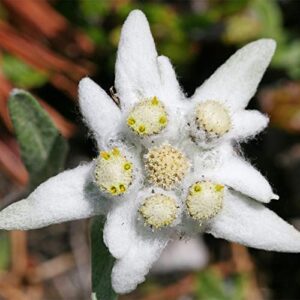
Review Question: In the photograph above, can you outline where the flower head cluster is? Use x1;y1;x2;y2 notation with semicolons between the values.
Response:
1;10;300;295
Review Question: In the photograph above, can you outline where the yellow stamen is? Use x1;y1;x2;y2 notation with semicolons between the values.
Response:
138;125;146;133
151;96;159;105
119;184;126;193
159;116;167;124
124;163;131;171
215;184;224;192
112;148;120;156
110;186;117;194
127;118;136;126
193;184;202;193
100;151;110;160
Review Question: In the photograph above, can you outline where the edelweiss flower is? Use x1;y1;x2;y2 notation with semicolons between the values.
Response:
1;10;300;294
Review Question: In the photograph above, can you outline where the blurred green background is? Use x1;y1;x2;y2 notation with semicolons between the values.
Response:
1;0;300;299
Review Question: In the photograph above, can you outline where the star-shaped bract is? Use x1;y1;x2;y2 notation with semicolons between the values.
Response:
1;10;300;295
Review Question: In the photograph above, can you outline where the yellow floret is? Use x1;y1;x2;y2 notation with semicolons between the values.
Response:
100;151;110;160
144;143;189;190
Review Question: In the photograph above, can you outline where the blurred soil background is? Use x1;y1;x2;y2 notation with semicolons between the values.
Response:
1;0;300;299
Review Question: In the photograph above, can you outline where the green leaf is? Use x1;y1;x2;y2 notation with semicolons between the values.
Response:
2;55;48;89
91;216;118;300
0;232;10;271
8;90;68;189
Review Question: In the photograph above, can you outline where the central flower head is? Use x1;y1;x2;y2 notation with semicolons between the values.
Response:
144;143;189;189
127;96;168;136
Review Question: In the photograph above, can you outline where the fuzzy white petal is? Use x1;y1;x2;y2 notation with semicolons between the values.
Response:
103;199;136;259
231;110;269;141
206;191;300;252
112;231;170;293
157;55;184;106
151;237;209;273
0;162;106;230
115;10;160;109
78;77;121;148
192;39;276;110
205;153;277;203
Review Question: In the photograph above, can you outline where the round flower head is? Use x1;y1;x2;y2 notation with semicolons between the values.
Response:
139;193;179;229
94;148;133;196
127;97;168;136
186;181;224;222
144;143;190;189
1;9;300;297
187;37;274;149
190;100;232;146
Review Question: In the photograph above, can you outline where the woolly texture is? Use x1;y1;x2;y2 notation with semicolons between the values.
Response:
192;39;276;111
103;198;137;259
205;153;277;203
231;110;269;141
207;191;300;252
78;77;121;148
0;163;105;230
115;10;160;108
157;55;184;107
1;9;299;296
112;231;170;293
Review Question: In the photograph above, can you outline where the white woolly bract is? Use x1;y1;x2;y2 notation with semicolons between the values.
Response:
207;190;300;252
2;9;298;297
157;55;185;107
78;77;121;149
104;188;180;262
204;152;278;203
191;39;276;111
0;163;106;230
115;10;160;109
111;225;170;293
230;110;269;141
104;197;138;260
